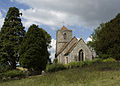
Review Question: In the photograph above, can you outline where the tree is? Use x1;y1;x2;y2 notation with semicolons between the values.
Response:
19;24;51;74
88;14;120;60
0;7;25;69
87;23;105;53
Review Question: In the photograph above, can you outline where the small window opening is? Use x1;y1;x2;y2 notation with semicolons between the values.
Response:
63;33;67;39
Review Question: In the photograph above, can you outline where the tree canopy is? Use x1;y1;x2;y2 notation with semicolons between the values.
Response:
19;24;51;73
0;7;25;69
88;14;120;60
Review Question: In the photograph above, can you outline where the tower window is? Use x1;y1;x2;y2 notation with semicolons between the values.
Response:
66;57;68;64
63;33;67;39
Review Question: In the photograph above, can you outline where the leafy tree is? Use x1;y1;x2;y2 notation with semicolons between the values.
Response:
88;14;120;60
19;24;51;74
87;23;105;53
0;7;25;69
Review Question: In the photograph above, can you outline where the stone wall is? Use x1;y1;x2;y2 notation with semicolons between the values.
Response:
56;27;93;64
69;39;93;62
57;37;78;63
56;29;72;54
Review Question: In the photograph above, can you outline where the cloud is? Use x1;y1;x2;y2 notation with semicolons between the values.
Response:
0;12;4;28
14;0;120;58
16;0;120;29
20;8;79;28
48;39;56;61
85;37;92;43
10;0;14;2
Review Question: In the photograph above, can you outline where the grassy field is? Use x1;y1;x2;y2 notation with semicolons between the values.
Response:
0;62;120;86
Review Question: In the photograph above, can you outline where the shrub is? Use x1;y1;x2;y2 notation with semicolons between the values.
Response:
67;59;103;69
64;64;69;69
0;70;28;81
0;64;10;73
91;58;103;63
68;61;85;68
53;58;58;64
83;60;93;66
4;70;27;78
46;63;66;72
99;54;114;59
103;58;116;62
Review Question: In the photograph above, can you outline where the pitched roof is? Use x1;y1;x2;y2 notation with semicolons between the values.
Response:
61;26;68;30
65;38;92;55
64;42;77;55
57;43;68;55
57;36;78;56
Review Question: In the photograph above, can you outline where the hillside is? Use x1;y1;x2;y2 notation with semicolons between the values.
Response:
0;62;120;86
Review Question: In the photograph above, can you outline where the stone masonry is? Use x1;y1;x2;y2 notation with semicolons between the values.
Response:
56;26;93;64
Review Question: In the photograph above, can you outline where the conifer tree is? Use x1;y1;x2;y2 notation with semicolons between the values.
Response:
0;7;25;69
19;24;51;74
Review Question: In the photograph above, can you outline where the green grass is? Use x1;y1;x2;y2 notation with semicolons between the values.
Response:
0;62;120;86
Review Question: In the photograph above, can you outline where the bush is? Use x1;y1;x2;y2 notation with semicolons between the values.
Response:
103;58;116;62
83;60;93;66
46;58;117;73
0;70;28;81
66;61;92;69
91;58;103;63
4;70;28;78
0;64;10;73
53;58;58;64
68;62;84;68
64;64;69;69
67;59;103;69
46;63;66;72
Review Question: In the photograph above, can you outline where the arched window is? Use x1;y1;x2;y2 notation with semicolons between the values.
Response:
63;33;67;39
78;49;84;61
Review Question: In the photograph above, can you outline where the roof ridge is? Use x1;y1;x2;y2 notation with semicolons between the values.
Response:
61;26;68;30
64;42;77;55
56;37;78;56
67;38;92;54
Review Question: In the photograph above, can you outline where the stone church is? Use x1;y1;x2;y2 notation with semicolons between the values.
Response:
56;26;93;64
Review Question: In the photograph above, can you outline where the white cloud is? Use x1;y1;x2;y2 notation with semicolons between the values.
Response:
10;0;14;2
0;12;4;28
20;8;80;28
16;0;120;29
85;37;92;43
48;39;56;61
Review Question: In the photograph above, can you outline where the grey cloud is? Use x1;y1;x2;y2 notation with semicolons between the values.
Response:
16;0;120;28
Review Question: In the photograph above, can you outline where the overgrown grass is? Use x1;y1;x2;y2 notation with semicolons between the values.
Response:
0;62;120;86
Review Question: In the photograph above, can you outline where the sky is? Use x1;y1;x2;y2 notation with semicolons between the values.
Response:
0;0;120;60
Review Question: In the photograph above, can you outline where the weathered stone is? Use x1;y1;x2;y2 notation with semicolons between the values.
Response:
56;26;93;64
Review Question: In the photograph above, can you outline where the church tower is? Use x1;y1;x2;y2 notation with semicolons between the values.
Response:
56;26;72;55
